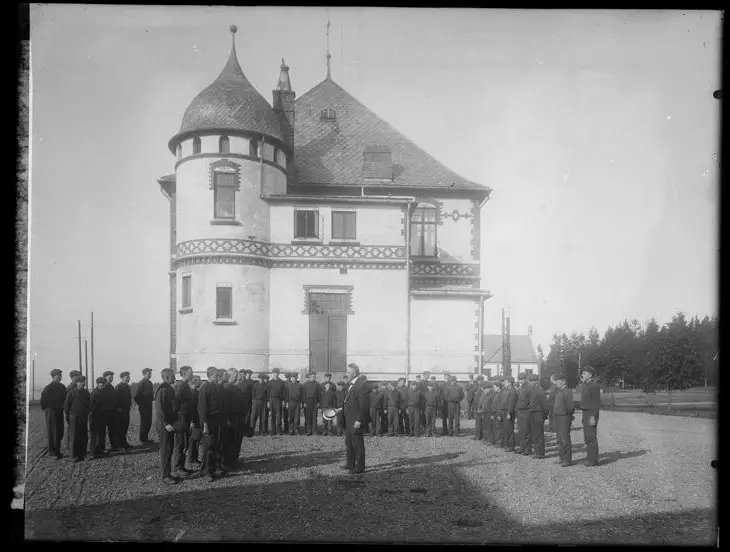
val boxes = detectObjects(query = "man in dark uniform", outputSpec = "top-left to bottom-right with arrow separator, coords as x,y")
172,365 -> 195,478
250,373 -> 268,436
423,380 -> 440,437
100,371 -> 117,452
155,368 -> 179,485
492,378 -> 505,447
186,375 -> 202,468
63,375 -> 90,462
384,381 -> 400,437
267,368 -> 286,435
579,366 -> 601,467
405,380 -> 422,437
287,372 -> 304,435
472,375 -> 485,440
502,376 -> 517,452
240,369 -> 254,428
465,374 -> 476,420
479,381 -> 494,443
134,368 -> 154,443
228,369 -> 249,467
528,373 -> 547,458
113,371 -> 133,451
198,366 -> 223,482
515,373 -> 532,455
552,373 -> 574,467
303,372 -> 320,436
445,376 -> 464,436
546,374 -> 558,432
319,381 -> 337,435
396,377 -> 409,436
439,372 -> 450,436
63,370 -> 81,454
342,363 -> 371,474
89,377 -> 108,458
41,369 -> 66,459
419,371 -> 430,428
282,372 -> 292,434
367,383 -> 383,437
334,380 -> 347,436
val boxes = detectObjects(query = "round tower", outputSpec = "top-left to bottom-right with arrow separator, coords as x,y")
167,26 -> 291,374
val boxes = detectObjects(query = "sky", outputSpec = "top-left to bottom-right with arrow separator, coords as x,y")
28,6 -> 721,387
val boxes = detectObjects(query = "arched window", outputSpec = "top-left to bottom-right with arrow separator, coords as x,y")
219,136 -> 230,153
192,137 -> 201,155
176,144 -> 182,161
249,139 -> 259,158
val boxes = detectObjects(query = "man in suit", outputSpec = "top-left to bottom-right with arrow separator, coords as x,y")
171,365 -> 195,479
396,377 -> 409,436
579,366 -> 601,466
303,372 -> 320,436
268,368 -> 286,435
155,368 -> 179,485
439,372 -> 450,436
134,368 -> 154,443
515,373 -> 532,455
101,371 -> 117,450
287,372 -> 305,435
113,371 -> 133,451
186,375 -> 202,468
502,376 -> 518,452
41,369 -> 66,459
341,363 -> 371,474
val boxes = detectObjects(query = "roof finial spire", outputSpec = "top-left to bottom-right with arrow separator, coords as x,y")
326,19 -> 332,80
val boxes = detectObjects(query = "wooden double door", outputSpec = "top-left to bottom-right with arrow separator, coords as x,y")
309,292 -> 347,378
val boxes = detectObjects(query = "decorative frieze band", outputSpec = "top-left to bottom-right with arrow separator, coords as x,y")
410,277 -> 480,288
410,262 -> 479,276
174,255 -> 406,270
176,239 -> 405,260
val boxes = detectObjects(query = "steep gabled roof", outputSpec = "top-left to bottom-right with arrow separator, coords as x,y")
482,335 -> 539,364
293,78 -> 488,192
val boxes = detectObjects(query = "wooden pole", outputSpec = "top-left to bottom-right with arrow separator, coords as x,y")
90,312 -> 95,385
77,320 -> 83,374
84,339 -> 89,381
31,354 -> 35,402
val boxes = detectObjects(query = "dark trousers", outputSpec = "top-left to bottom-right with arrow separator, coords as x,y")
425,406 -> 438,436
139,404 -> 152,442
548,410 -> 554,432
115,409 -> 130,448
68,415 -> 88,460
199,419 -> 221,476
44,408 -> 64,456
172,423 -> 190,472
517,410 -> 532,454
304,400 -> 318,434
103,410 -> 116,449
337,410 -> 345,436
263,404 -> 269,433
225,413 -> 245,465
159,422 -> 174,479
387,406 -> 399,436
420,407 -> 426,429
503,412 -> 515,450
440,403 -> 449,433
494,413 -> 503,446
186,428 -> 200,465
407,407 -> 421,436
474,412 -> 483,440
283,404 -> 289,433
345,423 -> 366,472
242,398 -> 252,427
398,408 -> 409,435
554,414 -> 572,464
582,411 -> 599,465
368,408 -> 381,436
484,414 -> 494,444
89,413 -> 105,454
269,398 -> 283,434
219,417 -> 232,463
447,402 -> 460,434
530,410 -> 545,456
466,399 -> 474,419
251,400 -> 266,434
288,402 -> 301,434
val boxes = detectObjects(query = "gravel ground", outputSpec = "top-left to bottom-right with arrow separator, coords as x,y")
22,406 -> 716,544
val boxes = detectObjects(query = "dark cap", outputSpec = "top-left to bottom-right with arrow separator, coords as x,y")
69,370 -> 81,378
102,371 -> 114,378
582,366 -> 596,376
482,381 -> 491,388
76,375 -> 87,382
554,373 -> 567,381
238,368 -> 246,374
409,379 -> 417,385
257,373 -> 265,379
96,377 -> 106,384
120,371 -> 130,378
50,369 -> 62,377
271,367 -> 280,373
337,381 -> 346,387
142,368 -> 152,374
415,374 -> 422,379
372,383 -> 379,389
324,372 -> 332,377
430,376 -> 436,380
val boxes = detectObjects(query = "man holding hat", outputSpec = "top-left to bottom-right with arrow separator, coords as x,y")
342,363 -> 371,474
303,372 -> 320,436
134,368 -> 154,443
552,373 -> 574,467
515,373 -> 532,455
41,369 -> 66,459
528,373 -> 547,458
579,366 -> 601,466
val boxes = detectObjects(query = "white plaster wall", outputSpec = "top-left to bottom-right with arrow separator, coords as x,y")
436,198 -> 476,262
268,267 -> 409,375
269,203 -> 405,245
410,297 -> 478,375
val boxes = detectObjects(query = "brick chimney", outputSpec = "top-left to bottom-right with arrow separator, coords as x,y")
272,58 -> 295,150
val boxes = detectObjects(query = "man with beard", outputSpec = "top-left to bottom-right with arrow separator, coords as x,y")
155,368 -> 179,485
134,368 -> 154,443
198,367 -> 223,482
41,369 -> 66,459
172,365 -> 195,479
302,372 -> 320,436
341,363 -> 371,474
113,371 -> 133,451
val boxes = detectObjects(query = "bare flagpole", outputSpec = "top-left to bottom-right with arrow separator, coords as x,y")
90,312 -> 95,385
77,320 -> 83,374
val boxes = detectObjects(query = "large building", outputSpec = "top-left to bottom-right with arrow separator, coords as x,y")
157,26 -> 493,382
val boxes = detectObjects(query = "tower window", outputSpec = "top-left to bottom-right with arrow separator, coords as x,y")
216,285 -> 233,319
181,275 -> 192,309
213,172 -> 236,219
410,206 -> 438,257
219,136 -> 230,153
176,144 -> 182,161
294,209 -> 320,239
320,108 -> 336,121
249,140 -> 259,158
193,137 -> 201,155
332,211 -> 356,240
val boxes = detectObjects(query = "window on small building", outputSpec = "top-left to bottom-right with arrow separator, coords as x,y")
320,108 -> 336,121
332,211 -> 356,240
213,172 -> 236,219
249,140 -> 259,158
176,144 -> 182,161
410,206 -> 437,256
294,209 -> 319,239
193,137 -> 201,155
216,285 -> 233,319
182,275 -> 192,308
219,136 -> 230,153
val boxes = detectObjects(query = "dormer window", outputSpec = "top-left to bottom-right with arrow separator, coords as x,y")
193,137 -> 201,155
219,136 -> 230,153
250,139 -> 259,158
320,108 -> 336,121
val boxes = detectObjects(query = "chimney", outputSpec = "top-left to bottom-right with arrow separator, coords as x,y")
273,58 -> 295,150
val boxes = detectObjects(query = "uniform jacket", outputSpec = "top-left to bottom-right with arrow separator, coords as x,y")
529,383 -> 546,413
405,388 -> 422,408
155,381 -> 178,426
465,382 -> 477,403
303,381 -> 320,402
580,380 -> 601,414
516,382 -> 532,410
41,381 -> 66,410
474,385 -> 484,405
89,388 -> 105,416
198,381 -> 222,424
99,384 -> 117,411
268,378 -> 286,400
547,384 -> 558,406
66,381 -> 77,393
424,389 -> 440,407
173,380 -> 195,422
115,382 -> 132,411
444,383 -> 465,403
286,381 -> 304,404
334,388 -> 347,408
64,387 -> 90,418
342,376 -> 371,430
368,390 -> 384,410
320,388 -> 337,408
190,387 -> 200,424
504,387 -> 518,417
240,379 -> 255,399
252,381 -> 269,401
553,387 -> 574,416
134,379 -> 154,407
385,388 -> 401,409
396,385 -> 409,407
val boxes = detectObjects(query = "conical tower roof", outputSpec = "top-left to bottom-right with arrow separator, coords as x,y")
168,26 -> 283,153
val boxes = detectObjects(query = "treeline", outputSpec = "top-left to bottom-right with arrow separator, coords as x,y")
541,312 -> 718,392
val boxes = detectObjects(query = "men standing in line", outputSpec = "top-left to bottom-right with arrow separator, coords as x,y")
528,373 -> 546,459
114,371 -> 133,451
419,371 -> 430,429
472,375 -> 485,441
287,372 -> 305,435
492,379 -> 504,447
134,368 -> 154,444
63,375 -> 90,463
172,365 -> 195,479
423,380 -> 440,437
101,371 -> 117,451
515,373 -> 532,455
198,366 -> 222,482
444,376 -> 464,436
63,370 -> 81,454
439,372 -> 450,436
303,372 -> 320,436
319,381 -> 337,436
502,376 -> 517,452
89,377 -> 108,458
155,368 -> 179,485
405,380 -> 423,437
186,375 -> 202,468
579,366 -> 601,467
384,381 -> 400,437
41,369 -> 66,459
367,383 -> 383,437
341,363 -> 371,474
479,381 -> 494,444
282,372 -> 292,434
250,373 -> 268,436
396,378 -> 410,436
227,368 -> 248,467
267,368 -> 286,436
546,374 -> 558,432
552,373 -> 574,467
